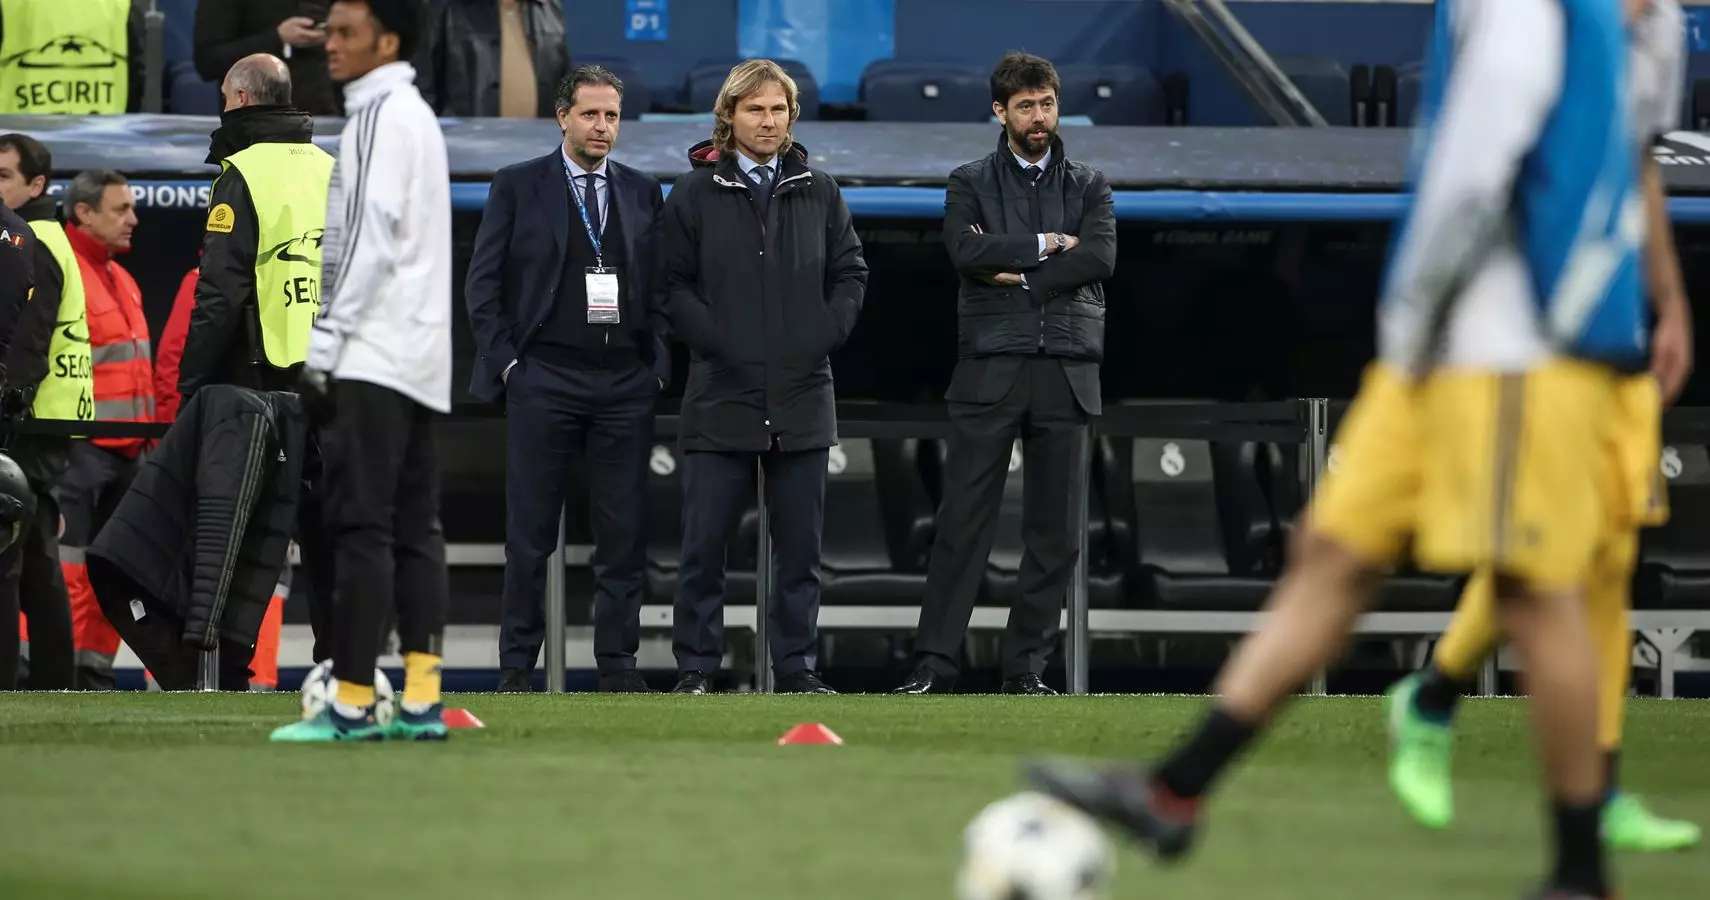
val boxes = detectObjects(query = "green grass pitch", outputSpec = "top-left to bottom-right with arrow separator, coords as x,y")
1,694 -> 1706,899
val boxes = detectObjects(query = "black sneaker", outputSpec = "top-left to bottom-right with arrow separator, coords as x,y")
1000,674 -> 1058,695
891,666 -> 956,695
496,668 -> 533,693
672,671 -> 712,695
777,670 -> 837,694
1524,888 -> 1619,900
1023,760 -> 1200,862
599,670 -> 659,693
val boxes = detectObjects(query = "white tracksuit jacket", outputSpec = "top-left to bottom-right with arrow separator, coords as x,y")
307,61 -> 453,414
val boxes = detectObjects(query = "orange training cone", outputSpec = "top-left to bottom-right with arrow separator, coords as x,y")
777,722 -> 843,746
443,708 -> 486,729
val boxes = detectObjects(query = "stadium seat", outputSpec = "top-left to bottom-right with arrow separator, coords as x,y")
915,435 -> 1122,609
1634,443 -> 1710,610
1349,64 -> 1371,127
818,439 -> 933,605
1274,55 -> 1352,127
1370,65 -> 1398,128
644,443 -> 760,602
861,61 -> 989,123
1395,61 -> 1423,127
166,60 -> 220,115
686,58 -> 819,120
1121,437 -> 1276,610
1281,414 -> 1461,612
569,55 -> 652,118
1055,64 -> 1166,126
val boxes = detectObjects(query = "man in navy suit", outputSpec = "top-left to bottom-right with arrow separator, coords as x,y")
465,65 -> 670,692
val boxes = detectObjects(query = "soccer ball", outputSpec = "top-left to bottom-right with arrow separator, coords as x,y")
299,660 -> 395,727
956,792 -> 1115,900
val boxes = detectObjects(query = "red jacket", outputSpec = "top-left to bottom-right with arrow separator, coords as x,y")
68,225 -> 155,456
154,268 -> 197,423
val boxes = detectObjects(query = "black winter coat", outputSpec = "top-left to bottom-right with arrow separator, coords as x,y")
193,0 -> 340,116
944,133 -> 1115,363
87,385 -> 305,688
662,140 -> 868,452
419,0 -> 568,119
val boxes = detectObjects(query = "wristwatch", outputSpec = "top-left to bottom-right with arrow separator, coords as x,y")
1053,233 -> 1067,253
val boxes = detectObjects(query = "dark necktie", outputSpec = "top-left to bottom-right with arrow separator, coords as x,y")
582,173 -> 601,238
1029,165 -> 1043,184
750,164 -> 772,218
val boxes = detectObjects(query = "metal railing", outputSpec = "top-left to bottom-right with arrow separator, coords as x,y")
15,401 -> 1710,697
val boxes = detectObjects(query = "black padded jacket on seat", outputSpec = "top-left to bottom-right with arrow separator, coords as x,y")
88,385 -> 305,683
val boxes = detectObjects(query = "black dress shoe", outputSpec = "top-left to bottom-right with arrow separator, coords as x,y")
598,671 -> 659,693
776,670 -> 836,694
1001,674 -> 1058,695
891,666 -> 956,695
672,671 -> 711,695
496,668 -> 533,693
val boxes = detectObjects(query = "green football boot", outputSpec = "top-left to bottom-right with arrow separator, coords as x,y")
384,703 -> 450,742
1383,672 -> 1456,829
269,705 -> 386,743
1604,791 -> 1701,852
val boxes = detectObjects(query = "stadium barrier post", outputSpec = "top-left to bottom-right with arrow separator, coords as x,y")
1066,427 -> 1092,696
754,461 -> 773,694
197,648 -> 218,692
545,510 -> 567,694
1306,398 -> 1330,696
142,2 -> 165,115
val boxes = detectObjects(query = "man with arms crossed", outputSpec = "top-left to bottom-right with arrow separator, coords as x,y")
895,51 -> 1115,696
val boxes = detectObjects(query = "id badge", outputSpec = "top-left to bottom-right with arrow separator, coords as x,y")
586,266 -> 620,325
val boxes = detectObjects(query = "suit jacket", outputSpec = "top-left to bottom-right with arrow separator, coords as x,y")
465,150 -> 670,403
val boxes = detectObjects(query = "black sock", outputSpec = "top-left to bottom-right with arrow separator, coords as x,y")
1604,750 -> 1620,799
1154,706 -> 1260,800
1552,798 -> 1609,896
1413,664 -> 1472,724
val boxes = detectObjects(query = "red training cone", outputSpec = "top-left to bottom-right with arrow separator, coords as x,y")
777,722 -> 843,746
443,708 -> 486,729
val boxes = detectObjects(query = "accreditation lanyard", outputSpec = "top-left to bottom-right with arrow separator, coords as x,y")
566,161 -> 607,266
566,160 -> 620,325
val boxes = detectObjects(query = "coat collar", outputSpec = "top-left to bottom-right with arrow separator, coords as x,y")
342,62 -> 417,114
535,148 -> 639,260
994,130 -> 1068,174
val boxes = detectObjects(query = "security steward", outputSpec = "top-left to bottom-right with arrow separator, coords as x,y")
178,53 -> 336,665
465,65 -> 670,693
0,190 -> 52,689
0,0 -> 146,115
0,133 -> 91,691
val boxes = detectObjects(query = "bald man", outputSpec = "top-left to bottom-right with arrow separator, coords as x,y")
178,52 -> 340,671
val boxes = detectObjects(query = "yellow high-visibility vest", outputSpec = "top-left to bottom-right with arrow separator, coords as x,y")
0,0 -> 131,115
26,220 -> 93,421
219,142 -> 335,368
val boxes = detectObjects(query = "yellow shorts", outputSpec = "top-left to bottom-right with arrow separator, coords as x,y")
1311,363 -> 1422,569
1413,358 -> 1621,593
1604,374 -> 1667,532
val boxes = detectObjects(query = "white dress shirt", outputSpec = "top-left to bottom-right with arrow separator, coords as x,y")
563,148 -> 610,236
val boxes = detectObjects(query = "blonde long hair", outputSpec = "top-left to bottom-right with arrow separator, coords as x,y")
711,59 -> 800,158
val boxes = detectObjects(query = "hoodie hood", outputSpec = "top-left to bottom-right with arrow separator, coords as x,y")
205,105 -> 316,165
686,139 -> 811,170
